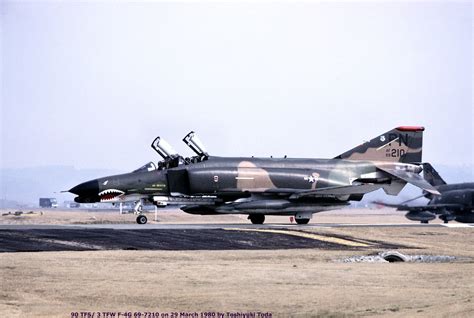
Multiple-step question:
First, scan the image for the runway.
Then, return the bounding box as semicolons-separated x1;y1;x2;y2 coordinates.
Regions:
1;222;471;231
1;222;471;253
0;223;415;253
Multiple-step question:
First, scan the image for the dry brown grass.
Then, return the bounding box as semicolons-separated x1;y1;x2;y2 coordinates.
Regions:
0;209;473;317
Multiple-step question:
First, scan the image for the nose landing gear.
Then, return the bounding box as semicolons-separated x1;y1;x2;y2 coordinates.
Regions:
134;199;147;224
136;215;148;224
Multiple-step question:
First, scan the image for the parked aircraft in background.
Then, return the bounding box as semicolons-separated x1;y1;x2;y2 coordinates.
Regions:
378;163;474;223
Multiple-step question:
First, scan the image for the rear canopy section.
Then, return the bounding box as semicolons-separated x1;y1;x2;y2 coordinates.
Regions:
335;126;424;163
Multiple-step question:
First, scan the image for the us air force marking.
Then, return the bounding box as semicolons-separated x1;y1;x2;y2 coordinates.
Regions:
304;175;317;183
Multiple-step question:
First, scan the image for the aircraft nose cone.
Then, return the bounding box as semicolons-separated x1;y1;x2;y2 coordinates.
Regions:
69;179;100;195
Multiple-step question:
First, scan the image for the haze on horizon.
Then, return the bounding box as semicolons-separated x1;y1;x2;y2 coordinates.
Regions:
1;0;473;175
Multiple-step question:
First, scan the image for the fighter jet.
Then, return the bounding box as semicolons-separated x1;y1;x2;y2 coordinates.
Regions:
69;126;439;224
378;163;474;223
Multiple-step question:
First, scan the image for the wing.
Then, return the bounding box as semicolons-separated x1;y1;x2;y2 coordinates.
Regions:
180;184;383;215
289;184;383;199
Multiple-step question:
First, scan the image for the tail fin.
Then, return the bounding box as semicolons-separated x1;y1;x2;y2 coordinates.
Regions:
335;126;424;163
422;163;447;186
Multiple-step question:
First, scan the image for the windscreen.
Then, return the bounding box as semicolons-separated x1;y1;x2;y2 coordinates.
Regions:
132;162;157;173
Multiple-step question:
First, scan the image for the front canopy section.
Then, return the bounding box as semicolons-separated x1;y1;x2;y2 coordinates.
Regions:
151;136;179;160
151;137;182;169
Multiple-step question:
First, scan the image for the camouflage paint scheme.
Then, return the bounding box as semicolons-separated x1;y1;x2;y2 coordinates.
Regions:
69;127;439;224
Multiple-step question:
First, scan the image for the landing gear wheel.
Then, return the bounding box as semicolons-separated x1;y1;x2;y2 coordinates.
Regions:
248;214;265;224
421;220;429;224
136;215;147;225
295;218;310;225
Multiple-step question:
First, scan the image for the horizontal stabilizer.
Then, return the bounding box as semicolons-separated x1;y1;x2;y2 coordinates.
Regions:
377;166;440;195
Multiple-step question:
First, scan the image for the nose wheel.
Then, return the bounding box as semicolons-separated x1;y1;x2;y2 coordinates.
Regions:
136;215;148;224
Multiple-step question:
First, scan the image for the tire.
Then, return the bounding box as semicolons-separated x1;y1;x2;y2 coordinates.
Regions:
136;215;147;224
295;218;310;225
248;214;265;224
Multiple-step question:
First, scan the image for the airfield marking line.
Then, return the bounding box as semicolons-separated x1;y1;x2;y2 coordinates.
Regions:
441;224;474;228
224;228;370;247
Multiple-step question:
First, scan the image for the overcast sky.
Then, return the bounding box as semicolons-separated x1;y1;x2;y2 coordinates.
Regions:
1;0;472;172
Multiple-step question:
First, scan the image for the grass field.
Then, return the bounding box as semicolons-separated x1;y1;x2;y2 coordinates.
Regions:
1;209;473;317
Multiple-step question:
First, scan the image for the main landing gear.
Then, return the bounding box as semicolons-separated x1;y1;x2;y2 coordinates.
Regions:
295;218;310;225
247;213;312;225
295;212;312;225
248;214;265;224
134;199;147;224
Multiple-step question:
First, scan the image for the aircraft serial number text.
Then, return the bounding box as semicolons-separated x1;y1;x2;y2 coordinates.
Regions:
71;311;272;318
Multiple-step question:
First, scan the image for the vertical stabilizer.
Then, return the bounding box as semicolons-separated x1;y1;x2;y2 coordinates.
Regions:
335;126;424;163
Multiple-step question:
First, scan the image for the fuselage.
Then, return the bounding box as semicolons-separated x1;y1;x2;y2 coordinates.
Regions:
430;183;474;211
70;156;419;205
436;182;474;193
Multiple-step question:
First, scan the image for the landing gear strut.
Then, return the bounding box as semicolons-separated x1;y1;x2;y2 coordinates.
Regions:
248;214;265;224
134;199;147;225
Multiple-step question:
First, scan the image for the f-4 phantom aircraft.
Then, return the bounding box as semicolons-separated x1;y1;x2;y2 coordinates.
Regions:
377;163;474;224
69;127;439;224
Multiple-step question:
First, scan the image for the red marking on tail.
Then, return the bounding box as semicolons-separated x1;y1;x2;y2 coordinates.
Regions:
396;126;425;132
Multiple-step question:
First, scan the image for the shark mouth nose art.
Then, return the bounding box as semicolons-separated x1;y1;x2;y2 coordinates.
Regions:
98;189;125;201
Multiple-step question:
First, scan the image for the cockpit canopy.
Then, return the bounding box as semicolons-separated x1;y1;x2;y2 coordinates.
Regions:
148;132;209;171
151;136;179;160
183;131;209;157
